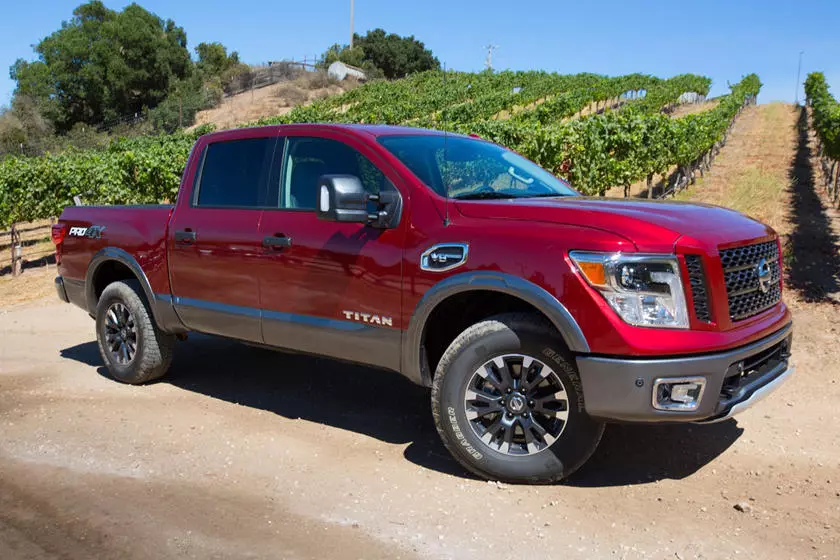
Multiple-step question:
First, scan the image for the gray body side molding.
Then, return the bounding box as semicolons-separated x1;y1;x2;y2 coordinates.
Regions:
402;271;590;386
85;247;186;333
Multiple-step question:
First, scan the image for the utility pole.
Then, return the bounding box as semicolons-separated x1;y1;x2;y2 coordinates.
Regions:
794;50;804;105
484;44;498;71
350;0;355;49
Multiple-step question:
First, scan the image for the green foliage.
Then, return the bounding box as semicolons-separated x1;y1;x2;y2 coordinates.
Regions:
805;72;840;161
148;75;223;134
10;1;191;132
0;69;761;228
0;96;56;157
0;127;213;228
195;42;240;77
319;28;439;80
321;44;368;69
466;75;760;195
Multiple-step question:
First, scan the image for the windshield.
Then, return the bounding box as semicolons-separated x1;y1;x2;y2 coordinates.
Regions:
377;135;578;200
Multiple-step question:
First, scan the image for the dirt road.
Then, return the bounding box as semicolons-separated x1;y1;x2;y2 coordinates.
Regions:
2;103;839;559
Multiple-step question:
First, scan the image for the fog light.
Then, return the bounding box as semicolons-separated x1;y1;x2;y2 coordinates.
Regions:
652;377;707;411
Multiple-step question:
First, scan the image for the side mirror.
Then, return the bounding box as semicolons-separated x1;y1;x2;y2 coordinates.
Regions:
316;174;402;228
316;175;369;224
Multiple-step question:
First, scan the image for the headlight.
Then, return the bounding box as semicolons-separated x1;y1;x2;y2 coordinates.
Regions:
570;252;689;329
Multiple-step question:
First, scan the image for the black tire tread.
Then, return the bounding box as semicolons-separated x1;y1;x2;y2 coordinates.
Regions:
96;280;175;384
431;312;604;483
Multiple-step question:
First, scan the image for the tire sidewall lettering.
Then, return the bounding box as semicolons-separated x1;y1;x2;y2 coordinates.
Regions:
542;346;585;412
447;406;484;461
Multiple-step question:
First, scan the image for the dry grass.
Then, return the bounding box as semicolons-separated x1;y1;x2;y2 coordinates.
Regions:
0;263;56;309
674;102;798;233
669;99;720;118
1;220;58;308
274;84;309;107
192;74;357;131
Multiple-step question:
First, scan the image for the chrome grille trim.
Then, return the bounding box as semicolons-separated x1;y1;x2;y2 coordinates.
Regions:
719;240;782;321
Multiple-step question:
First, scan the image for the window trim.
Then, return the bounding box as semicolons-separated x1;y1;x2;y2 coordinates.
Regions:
190;136;279;210
269;134;394;213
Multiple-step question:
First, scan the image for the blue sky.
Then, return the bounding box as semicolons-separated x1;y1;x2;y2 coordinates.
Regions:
1;0;838;107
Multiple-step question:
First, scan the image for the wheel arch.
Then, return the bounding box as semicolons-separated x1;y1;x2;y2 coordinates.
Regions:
402;271;590;387
85;247;185;334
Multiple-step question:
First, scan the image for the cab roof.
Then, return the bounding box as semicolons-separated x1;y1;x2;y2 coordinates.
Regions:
202;123;471;142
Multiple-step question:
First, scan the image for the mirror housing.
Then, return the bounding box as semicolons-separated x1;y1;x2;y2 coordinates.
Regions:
316;174;402;228
316;175;369;224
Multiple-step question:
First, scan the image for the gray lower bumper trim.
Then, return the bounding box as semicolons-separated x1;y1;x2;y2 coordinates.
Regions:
697;365;794;424
576;323;793;422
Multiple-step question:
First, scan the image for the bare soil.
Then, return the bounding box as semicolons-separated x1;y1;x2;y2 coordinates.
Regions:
1;103;839;559
191;78;354;131
669;99;720;118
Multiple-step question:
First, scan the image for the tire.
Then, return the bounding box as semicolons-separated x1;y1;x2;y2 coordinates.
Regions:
431;313;604;483
95;279;175;384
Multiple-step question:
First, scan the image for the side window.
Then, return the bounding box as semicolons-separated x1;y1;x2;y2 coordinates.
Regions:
195;137;276;207
281;137;387;210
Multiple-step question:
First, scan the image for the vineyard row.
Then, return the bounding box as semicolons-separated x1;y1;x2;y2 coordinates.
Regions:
805;72;840;205
0;71;748;228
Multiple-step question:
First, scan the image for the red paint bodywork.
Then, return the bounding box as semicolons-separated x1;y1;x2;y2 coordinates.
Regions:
56;124;791;363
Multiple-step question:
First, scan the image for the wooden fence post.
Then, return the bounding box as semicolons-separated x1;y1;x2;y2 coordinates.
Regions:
11;223;22;276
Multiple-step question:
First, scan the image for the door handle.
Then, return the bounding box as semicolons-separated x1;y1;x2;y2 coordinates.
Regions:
263;235;292;249
175;230;196;243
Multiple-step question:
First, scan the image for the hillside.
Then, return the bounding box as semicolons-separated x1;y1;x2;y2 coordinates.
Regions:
192;73;359;131
4;70;758;230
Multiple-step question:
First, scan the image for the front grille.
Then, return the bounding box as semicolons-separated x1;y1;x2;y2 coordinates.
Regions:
719;241;781;321
684;255;711;322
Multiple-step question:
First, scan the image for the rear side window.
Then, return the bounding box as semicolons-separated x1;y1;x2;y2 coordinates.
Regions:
195;137;276;207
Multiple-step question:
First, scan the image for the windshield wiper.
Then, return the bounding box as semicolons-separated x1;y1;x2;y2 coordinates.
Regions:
523;192;572;198
454;192;517;200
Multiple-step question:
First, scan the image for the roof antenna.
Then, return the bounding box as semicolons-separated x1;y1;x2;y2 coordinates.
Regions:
442;63;451;227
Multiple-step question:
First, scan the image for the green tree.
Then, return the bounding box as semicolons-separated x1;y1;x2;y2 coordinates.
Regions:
195;42;240;77
321;43;367;69
354;29;439;79
9;1;191;131
319;29;439;80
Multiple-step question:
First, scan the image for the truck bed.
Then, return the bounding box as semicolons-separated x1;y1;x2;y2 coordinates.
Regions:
57;204;175;298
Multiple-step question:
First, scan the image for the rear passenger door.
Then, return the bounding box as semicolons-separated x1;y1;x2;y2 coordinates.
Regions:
168;132;278;342
256;132;406;370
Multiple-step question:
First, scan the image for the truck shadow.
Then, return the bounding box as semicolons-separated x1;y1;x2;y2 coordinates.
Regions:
60;334;742;486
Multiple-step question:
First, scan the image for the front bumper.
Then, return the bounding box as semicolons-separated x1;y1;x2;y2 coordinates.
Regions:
576;322;793;422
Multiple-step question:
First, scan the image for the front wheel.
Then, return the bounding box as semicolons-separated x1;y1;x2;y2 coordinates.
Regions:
431;313;604;483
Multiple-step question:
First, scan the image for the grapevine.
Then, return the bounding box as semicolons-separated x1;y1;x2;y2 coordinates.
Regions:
0;70;759;228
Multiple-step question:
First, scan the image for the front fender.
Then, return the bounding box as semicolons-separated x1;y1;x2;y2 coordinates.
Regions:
401;271;589;386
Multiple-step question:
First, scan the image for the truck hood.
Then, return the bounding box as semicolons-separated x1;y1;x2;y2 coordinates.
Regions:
455;196;775;252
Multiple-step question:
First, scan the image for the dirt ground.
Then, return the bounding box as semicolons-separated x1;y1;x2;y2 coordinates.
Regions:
2;103;840;559
192;78;353;131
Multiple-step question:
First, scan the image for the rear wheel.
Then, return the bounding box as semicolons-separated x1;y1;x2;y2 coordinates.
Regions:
95;280;175;384
431;313;604;483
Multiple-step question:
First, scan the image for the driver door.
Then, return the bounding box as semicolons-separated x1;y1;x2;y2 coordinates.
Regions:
256;132;406;370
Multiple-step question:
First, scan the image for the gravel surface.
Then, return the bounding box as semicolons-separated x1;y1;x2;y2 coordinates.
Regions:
1;299;838;559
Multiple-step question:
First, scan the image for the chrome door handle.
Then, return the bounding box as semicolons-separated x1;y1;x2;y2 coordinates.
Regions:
174;230;196;243
263;235;292;249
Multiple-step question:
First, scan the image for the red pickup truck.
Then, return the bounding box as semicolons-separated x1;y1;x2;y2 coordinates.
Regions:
52;124;793;483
